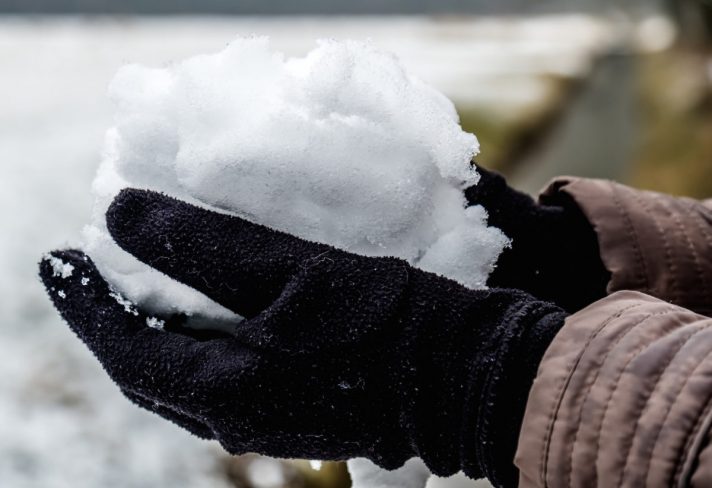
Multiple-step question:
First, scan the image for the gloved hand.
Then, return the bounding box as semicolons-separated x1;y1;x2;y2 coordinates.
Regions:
466;165;610;312
39;188;567;487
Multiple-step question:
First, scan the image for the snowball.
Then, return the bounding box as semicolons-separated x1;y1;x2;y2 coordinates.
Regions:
83;37;508;323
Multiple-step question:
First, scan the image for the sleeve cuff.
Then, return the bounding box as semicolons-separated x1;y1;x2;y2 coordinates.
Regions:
538;177;712;316
515;291;712;487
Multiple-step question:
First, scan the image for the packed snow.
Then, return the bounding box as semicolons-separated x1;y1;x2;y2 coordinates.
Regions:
84;37;510;323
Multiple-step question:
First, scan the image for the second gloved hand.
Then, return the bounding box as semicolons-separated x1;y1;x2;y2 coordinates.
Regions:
466;165;610;312
39;189;567;487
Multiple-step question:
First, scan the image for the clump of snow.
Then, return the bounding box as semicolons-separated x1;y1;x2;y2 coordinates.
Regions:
84;37;509;322
45;254;74;279
145;316;165;330
109;291;140;316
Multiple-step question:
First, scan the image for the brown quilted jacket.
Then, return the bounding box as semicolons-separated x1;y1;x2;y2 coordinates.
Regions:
515;178;712;487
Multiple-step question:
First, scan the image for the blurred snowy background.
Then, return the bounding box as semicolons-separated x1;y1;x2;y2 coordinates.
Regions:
1;1;711;487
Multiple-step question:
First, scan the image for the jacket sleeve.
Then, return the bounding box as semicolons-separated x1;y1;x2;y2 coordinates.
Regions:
538;177;712;316
515;291;712;487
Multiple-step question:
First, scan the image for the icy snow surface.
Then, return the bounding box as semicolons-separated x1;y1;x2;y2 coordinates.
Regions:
84;37;510;322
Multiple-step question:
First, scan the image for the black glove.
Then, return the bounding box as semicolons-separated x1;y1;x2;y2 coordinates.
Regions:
466;165;610;312
39;188;567;487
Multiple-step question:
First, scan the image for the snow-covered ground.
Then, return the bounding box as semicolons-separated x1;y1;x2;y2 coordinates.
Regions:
0;14;665;487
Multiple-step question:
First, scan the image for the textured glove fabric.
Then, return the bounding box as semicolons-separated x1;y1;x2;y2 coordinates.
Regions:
466;165;610;312
40;189;567;487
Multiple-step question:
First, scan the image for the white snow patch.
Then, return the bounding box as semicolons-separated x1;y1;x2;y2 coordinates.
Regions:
349;457;432;488
57;290;66;299
247;457;286;488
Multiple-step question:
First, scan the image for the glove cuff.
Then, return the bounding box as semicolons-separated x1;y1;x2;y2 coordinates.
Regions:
399;274;567;484
462;296;567;486
466;167;609;312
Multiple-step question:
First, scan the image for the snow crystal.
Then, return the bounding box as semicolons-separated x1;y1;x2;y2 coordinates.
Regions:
45;254;74;279
109;291;139;316
81;277;90;286
145;316;165;330
83;37;509;323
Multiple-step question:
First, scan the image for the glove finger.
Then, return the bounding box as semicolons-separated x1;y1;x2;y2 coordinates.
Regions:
465;164;540;234
40;249;170;352
39;250;251;407
106;188;334;318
